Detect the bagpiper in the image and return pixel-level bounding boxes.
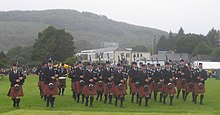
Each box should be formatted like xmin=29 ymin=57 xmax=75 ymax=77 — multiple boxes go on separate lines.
xmin=75 ymin=61 xmax=85 ymax=103
xmin=57 ymin=63 xmax=68 ymax=96
xmin=152 ymin=63 xmax=163 ymax=102
xmin=161 ymin=62 xmax=176 ymax=105
xmin=113 ymin=63 xmax=126 ymax=107
xmin=193 ymin=63 xmax=208 ymax=105
xmin=184 ymin=63 xmax=195 ymax=101
xmin=8 ymin=64 xmax=26 ymax=108
xmin=128 ymin=61 xmax=139 ymax=103
xmin=68 ymin=63 xmax=76 ymax=100
xmin=137 ymin=64 xmax=152 ymax=107
xmin=102 ymin=61 xmax=114 ymax=104
xmin=83 ymin=62 xmax=97 ymax=107
xmin=42 ymin=60 xmax=59 ymax=108
xmin=94 ymin=63 xmax=104 ymax=101
xmin=176 ymin=59 xmax=188 ymax=100
xmin=37 ymin=61 xmax=47 ymax=100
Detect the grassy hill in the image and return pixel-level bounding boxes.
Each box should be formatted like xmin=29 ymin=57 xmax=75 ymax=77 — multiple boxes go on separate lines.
xmin=0 ymin=75 xmax=219 ymax=115
xmin=0 ymin=9 xmax=168 ymax=51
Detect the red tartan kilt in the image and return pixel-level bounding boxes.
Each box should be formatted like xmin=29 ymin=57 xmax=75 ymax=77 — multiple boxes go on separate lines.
xmin=185 ymin=83 xmax=193 ymax=93
xmin=96 ymin=83 xmax=104 ymax=92
xmin=153 ymin=82 xmax=162 ymax=92
xmin=162 ymin=84 xmax=176 ymax=95
xmin=114 ymin=84 xmax=126 ymax=96
xmin=193 ymin=83 xmax=205 ymax=93
xmin=138 ymin=86 xmax=152 ymax=97
xmin=38 ymin=80 xmax=42 ymax=87
xmin=130 ymin=82 xmax=137 ymax=93
xmin=8 ymin=85 xmax=24 ymax=97
xmin=43 ymin=82 xmax=58 ymax=96
xmin=58 ymin=80 xmax=66 ymax=88
xmin=71 ymin=82 xmax=76 ymax=91
xmin=75 ymin=81 xmax=83 ymax=93
xmin=176 ymin=78 xmax=182 ymax=89
xmin=104 ymin=83 xmax=114 ymax=94
xmin=83 ymin=85 xmax=96 ymax=97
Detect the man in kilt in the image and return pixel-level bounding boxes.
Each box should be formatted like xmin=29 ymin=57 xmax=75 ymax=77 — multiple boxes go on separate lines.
xmin=57 ymin=63 xmax=67 ymax=96
xmin=68 ymin=64 xmax=76 ymax=100
xmin=162 ymin=62 xmax=176 ymax=105
xmin=184 ymin=63 xmax=195 ymax=101
xmin=146 ymin=63 xmax=154 ymax=100
xmin=83 ymin=62 xmax=97 ymax=107
xmin=113 ymin=63 xmax=126 ymax=107
xmin=137 ymin=64 xmax=152 ymax=107
xmin=75 ymin=61 xmax=85 ymax=103
xmin=176 ymin=59 xmax=188 ymax=100
xmin=152 ymin=64 xmax=163 ymax=102
xmin=102 ymin=61 xmax=114 ymax=104
xmin=8 ymin=64 xmax=26 ymax=108
xmin=36 ymin=61 xmax=47 ymax=100
xmin=42 ymin=60 xmax=59 ymax=108
xmin=193 ymin=63 xmax=208 ymax=105
xmin=128 ymin=61 xmax=139 ymax=103
xmin=94 ymin=63 xmax=104 ymax=101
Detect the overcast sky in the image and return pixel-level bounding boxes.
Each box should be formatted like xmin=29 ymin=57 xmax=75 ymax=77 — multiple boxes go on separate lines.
xmin=1 ymin=0 xmax=219 ymax=34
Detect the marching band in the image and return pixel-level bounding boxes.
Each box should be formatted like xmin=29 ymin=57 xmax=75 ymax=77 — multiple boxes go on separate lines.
xmin=8 ymin=59 xmax=208 ymax=108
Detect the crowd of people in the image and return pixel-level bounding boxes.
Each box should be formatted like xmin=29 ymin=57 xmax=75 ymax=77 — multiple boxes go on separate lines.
xmin=7 ymin=59 xmax=208 ymax=108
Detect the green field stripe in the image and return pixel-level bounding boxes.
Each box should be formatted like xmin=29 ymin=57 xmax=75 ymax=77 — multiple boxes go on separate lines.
xmin=0 ymin=110 xmax=216 ymax=115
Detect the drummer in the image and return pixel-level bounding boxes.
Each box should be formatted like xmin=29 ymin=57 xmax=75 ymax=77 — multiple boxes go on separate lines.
xmin=57 ymin=63 xmax=68 ymax=96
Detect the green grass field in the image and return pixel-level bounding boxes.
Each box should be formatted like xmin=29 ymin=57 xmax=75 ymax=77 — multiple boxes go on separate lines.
xmin=0 ymin=75 xmax=220 ymax=115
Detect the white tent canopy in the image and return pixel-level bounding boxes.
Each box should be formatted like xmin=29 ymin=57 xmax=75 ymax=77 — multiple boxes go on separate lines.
xmin=193 ymin=61 xmax=220 ymax=70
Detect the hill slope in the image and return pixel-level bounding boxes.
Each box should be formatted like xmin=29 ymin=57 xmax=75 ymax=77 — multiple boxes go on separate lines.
xmin=0 ymin=9 xmax=168 ymax=51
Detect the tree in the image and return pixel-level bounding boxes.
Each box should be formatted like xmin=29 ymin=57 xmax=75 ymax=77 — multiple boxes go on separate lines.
xmin=6 ymin=46 xmax=32 ymax=66
xmin=192 ymin=41 xmax=212 ymax=56
xmin=173 ymin=34 xmax=204 ymax=54
xmin=32 ymin=26 xmax=75 ymax=61
xmin=157 ymin=35 xmax=170 ymax=51
xmin=206 ymin=28 xmax=220 ymax=47
xmin=212 ymin=47 xmax=220 ymax=61
xmin=64 ymin=56 xmax=79 ymax=65
xmin=177 ymin=27 xmax=185 ymax=36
